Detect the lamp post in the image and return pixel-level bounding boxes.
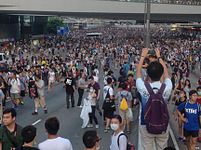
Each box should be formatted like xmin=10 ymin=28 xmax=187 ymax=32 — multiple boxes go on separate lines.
xmin=144 ymin=0 xmax=151 ymax=48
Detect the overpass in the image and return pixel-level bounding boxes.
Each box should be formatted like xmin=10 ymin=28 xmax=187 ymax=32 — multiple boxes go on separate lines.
xmin=0 ymin=0 xmax=201 ymax=22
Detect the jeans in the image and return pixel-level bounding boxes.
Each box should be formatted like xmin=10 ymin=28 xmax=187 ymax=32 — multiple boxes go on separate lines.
xmin=89 ymin=106 xmax=98 ymax=125
xmin=66 ymin=92 xmax=75 ymax=108
xmin=77 ymin=88 xmax=84 ymax=106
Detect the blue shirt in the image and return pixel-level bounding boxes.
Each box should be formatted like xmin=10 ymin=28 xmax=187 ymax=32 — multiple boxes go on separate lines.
xmin=178 ymin=102 xmax=201 ymax=131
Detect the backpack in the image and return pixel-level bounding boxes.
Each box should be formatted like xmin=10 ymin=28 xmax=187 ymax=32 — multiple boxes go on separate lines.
xmin=102 ymin=88 xmax=116 ymax=111
xmin=119 ymin=93 xmax=129 ymax=111
xmin=117 ymin=133 xmax=135 ymax=150
xmin=144 ymin=83 xmax=169 ymax=134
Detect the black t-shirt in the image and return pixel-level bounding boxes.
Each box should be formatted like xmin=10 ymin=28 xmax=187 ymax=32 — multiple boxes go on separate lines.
xmin=16 ymin=146 xmax=39 ymax=150
xmin=64 ymin=77 xmax=76 ymax=93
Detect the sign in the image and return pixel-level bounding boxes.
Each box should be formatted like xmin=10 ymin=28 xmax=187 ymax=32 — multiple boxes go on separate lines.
xmin=57 ymin=26 xmax=70 ymax=36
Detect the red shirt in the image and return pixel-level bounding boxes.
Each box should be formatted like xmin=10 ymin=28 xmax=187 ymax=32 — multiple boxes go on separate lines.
xmin=197 ymin=96 xmax=201 ymax=104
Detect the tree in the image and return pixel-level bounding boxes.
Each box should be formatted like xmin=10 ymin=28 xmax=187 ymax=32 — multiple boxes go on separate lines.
xmin=47 ymin=17 xmax=64 ymax=34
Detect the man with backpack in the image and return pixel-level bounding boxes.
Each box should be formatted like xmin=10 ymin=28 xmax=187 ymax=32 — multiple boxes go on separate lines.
xmin=136 ymin=48 xmax=172 ymax=150
xmin=177 ymin=90 xmax=200 ymax=150
xmin=115 ymin=82 xmax=132 ymax=134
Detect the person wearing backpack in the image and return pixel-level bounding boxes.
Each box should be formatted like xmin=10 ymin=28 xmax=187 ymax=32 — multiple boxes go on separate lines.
xmin=110 ymin=115 xmax=127 ymax=150
xmin=102 ymin=77 xmax=115 ymax=133
xmin=110 ymin=115 xmax=135 ymax=150
xmin=136 ymin=48 xmax=172 ymax=150
xmin=177 ymin=90 xmax=200 ymax=150
xmin=115 ymin=82 xmax=132 ymax=134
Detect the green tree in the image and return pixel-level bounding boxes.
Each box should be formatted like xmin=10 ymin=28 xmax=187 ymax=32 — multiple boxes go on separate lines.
xmin=47 ymin=17 xmax=64 ymax=34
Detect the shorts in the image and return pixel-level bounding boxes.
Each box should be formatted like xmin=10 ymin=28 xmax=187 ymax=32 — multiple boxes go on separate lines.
xmin=119 ymin=109 xmax=131 ymax=121
xmin=49 ymin=80 xmax=55 ymax=84
xmin=184 ymin=129 xmax=199 ymax=138
xmin=20 ymin=90 xmax=25 ymax=97
xmin=11 ymin=93 xmax=20 ymax=100
xmin=104 ymin=110 xmax=114 ymax=119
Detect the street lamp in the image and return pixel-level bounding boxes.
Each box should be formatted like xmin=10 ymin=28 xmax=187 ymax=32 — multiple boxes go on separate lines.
xmin=144 ymin=0 xmax=151 ymax=48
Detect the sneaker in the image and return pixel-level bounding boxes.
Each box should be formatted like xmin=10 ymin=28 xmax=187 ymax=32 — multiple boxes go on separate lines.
xmin=95 ymin=125 xmax=99 ymax=129
xmin=87 ymin=124 xmax=93 ymax=128
xmin=32 ymin=112 xmax=38 ymax=115
xmin=104 ymin=128 xmax=109 ymax=133
xmin=79 ymin=105 xmax=83 ymax=108
xmin=44 ymin=110 xmax=48 ymax=114
xmin=20 ymin=101 xmax=24 ymax=105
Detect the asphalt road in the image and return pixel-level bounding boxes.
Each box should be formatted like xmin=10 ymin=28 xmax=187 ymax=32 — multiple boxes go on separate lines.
xmin=5 ymin=69 xmax=139 ymax=150
xmin=5 ymin=54 xmax=200 ymax=150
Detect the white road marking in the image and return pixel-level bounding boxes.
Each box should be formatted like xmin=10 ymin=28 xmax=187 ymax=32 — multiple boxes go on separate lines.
xmin=169 ymin=124 xmax=180 ymax=150
xmin=32 ymin=119 xmax=42 ymax=126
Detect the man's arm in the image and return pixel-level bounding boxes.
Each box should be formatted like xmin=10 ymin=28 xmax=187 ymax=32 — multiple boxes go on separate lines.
xmin=136 ymin=48 xmax=149 ymax=79
xmin=155 ymin=48 xmax=169 ymax=79
xmin=97 ymin=89 xmax=100 ymax=100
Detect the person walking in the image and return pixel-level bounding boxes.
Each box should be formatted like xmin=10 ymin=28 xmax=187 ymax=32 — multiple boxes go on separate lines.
xmin=177 ymin=90 xmax=200 ymax=150
xmin=115 ymin=83 xmax=132 ymax=133
xmin=77 ymin=73 xmax=88 ymax=107
xmin=83 ymin=130 xmax=101 ymax=150
xmin=35 ymin=75 xmax=48 ymax=114
xmin=38 ymin=117 xmax=73 ymax=150
xmin=110 ymin=115 xmax=128 ymax=150
xmin=64 ymin=71 xmax=76 ymax=109
xmin=136 ymin=48 xmax=172 ymax=150
xmin=0 ymin=108 xmax=23 ymax=150
xmin=87 ymin=87 xmax=99 ymax=129
xmin=9 ymin=73 xmax=21 ymax=109
xmin=102 ymin=77 xmax=115 ymax=133
xmin=16 ymin=125 xmax=39 ymax=150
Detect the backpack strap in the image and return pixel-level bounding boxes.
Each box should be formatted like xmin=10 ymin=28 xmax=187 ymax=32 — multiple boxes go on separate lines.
xmin=158 ymin=83 xmax=166 ymax=95
xmin=144 ymin=82 xmax=154 ymax=95
xmin=117 ymin=133 xmax=127 ymax=148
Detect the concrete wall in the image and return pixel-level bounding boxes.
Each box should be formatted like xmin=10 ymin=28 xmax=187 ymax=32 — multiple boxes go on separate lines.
xmin=0 ymin=0 xmax=200 ymax=15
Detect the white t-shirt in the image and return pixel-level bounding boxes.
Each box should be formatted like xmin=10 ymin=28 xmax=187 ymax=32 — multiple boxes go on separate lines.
xmin=103 ymin=85 xmax=114 ymax=99
xmin=38 ymin=137 xmax=73 ymax=150
xmin=10 ymin=78 xmax=21 ymax=94
xmin=93 ymin=75 xmax=99 ymax=82
xmin=49 ymin=71 xmax=55 ymax=81
xmin=110 ymin=131 xmax=127 ymax=150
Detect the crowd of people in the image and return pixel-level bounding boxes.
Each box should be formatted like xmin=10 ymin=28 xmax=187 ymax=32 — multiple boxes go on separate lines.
xmin=116 ymin=0 xmax=201 ymax=5
xmin=0 ymin=25 xmax=200 ymax=150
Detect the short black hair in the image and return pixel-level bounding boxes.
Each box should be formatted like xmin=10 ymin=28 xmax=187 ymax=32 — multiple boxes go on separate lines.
xmin=21 ymin=125 xmax=37 ymax=143
xmin=107 ymin=77 xmax=113 ymax=85
xmin=147 ymin=61 xmax=164 ymax=81
xmin=163 ymin=147 xmax=176 ymax=150
xmin=88 ymin=76 xmax=94 ymax=80
xmin=83 ymin=130 xmax=98 ymax=148
xmin=112 ymin=114 xmax=122 ymax=124
xmin=3 ymin=108 xmax=16 ymax=118
xmin=189 ymin=90 xmax=198 ymax=97
xmin=128 ymin=74 xmax=134 ymax=78
xmin=197 ymin=86 xmax=201 ymax=91
xmin=120 ymin=82 xmax=127 ymax=90
xmin=45 ymin=117 xmax=60 ymax=135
